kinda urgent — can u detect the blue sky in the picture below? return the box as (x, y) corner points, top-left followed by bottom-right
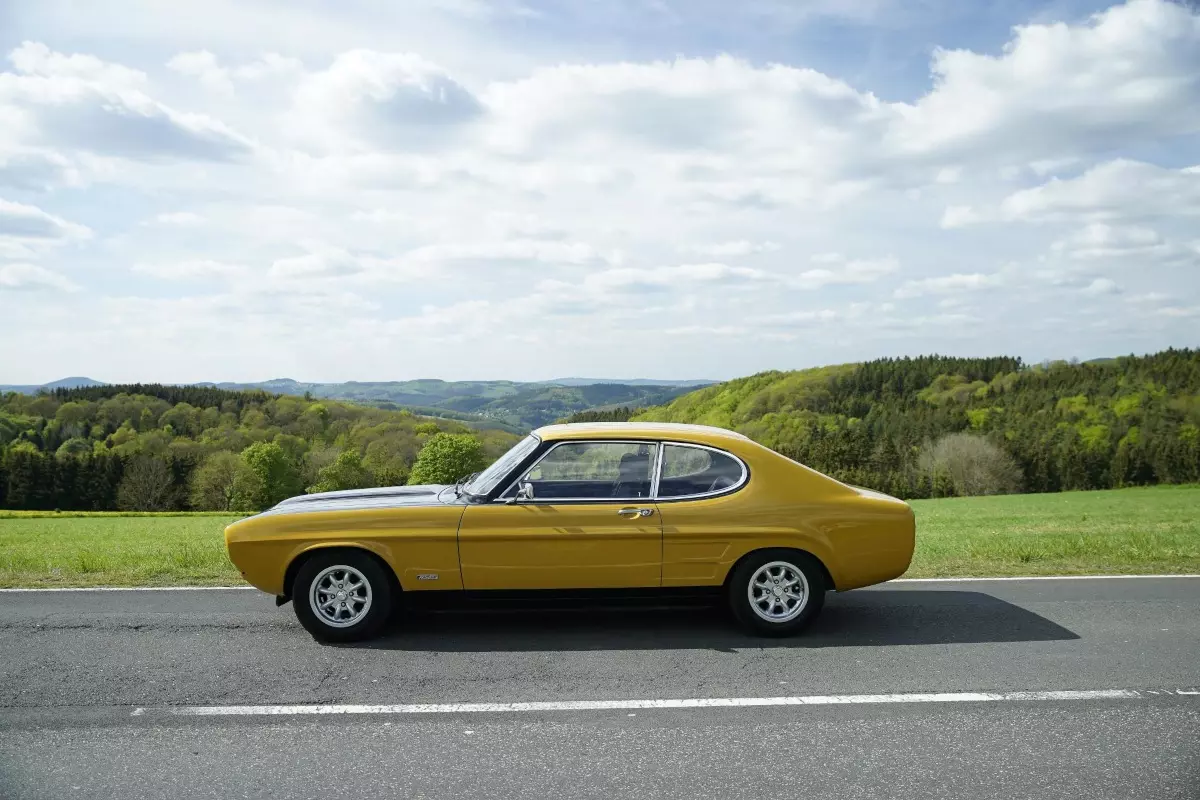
(0, 0), (1197, 382)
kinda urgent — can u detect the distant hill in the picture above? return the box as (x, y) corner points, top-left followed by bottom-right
(3, 376), (710, 430)
(195, 379), (704, 429)
(547, 377), (715, 387)
(635, 349), (1200, 498)
(0, 377), (105, 394)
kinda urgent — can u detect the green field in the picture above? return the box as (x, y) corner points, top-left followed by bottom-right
(905, 484), (1199, 578)
(0, 485), (1197, 588)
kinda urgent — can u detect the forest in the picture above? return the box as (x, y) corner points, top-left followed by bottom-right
(0, 384), (519, 512)
(3, 349), (1198, 510)
(632, 349), (1200, 498)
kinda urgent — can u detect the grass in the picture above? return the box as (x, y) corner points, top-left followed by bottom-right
(0, 514), (244, 587)
(906, 484), (1200, 577)
(0, 485), (1196, 587)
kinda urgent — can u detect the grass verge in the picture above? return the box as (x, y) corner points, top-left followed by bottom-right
(906, 484), (1200, 577)
(0, 485), (1196, 588)
(0, 515), (244, 587)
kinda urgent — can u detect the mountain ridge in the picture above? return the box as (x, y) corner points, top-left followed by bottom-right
(1, 376), (711, 430)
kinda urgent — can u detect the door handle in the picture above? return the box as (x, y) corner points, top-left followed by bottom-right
(617, 508), (654, 518)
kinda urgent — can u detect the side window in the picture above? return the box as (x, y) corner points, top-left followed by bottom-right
(657, 444), (744, 498)
(519, 442), (658, 500)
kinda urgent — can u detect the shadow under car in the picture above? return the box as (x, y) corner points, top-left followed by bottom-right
(338, 588), (1080, 652)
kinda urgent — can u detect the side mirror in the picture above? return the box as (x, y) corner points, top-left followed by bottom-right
(507, 481), (534, 504)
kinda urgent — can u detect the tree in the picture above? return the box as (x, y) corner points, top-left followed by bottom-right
(414, 421), (441, 437)
(239, 441), (302, 509)
(116, 456), (175, 511)
(408, 433), (486, 485)
(54, 402), (91, 438)
(55, 437), (93, 459)
(3, 446), (51, 509)
(190, 451), (252, 511)
(363, 436), (414, 486)
(230, 464), (267, 512)
(918, 433), (1023, 496)
(308, 450), (372, 494)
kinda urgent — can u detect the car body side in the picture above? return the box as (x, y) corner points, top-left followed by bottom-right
(224, 424), (915, 598)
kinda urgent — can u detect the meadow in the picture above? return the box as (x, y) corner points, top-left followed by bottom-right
(0, 484), (1196, 588)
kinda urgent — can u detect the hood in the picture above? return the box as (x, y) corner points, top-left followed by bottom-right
(263, 484), (454, 516)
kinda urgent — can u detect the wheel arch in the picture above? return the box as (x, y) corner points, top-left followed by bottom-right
(282, 543), (401, 601)
(721, 546), (836, 592)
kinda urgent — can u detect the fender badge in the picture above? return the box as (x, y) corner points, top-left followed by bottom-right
(416, 574), (439, 581)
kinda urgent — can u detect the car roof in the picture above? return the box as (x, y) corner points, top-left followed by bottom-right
(533, 422), (750, 444)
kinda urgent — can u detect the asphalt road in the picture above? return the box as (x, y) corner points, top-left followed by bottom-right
(1, 577), (1198, 799)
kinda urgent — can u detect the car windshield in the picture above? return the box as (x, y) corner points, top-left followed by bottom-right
(461, 434), (541, 498)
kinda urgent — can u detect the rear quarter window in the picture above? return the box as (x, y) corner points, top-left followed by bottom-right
(657, 444), (745, 498)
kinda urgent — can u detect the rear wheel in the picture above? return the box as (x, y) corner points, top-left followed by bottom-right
(728, 549), (826, 636)
(292, 550), (393, 642)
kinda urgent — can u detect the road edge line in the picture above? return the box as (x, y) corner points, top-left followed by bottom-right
(130, 688), (1200, 717)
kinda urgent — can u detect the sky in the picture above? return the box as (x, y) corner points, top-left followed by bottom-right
(0, 0), (1197, 384)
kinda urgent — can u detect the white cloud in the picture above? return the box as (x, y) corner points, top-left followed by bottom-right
(147, 211), (204, 226)
(291, 50), (482, 152)
(1082, 277), (1122, 296)
(0, 198), (90, 240)
(0, 262), (79, 291)
(793, 256), (899, 289)
(999, 160), (1200, 224)
(1129, 292), (1171, 304)
(685, 240), (781, 257)
(2, 0), (1198, 381)
(0, 149), (79, 190)
(0, 42), (254, 163)
(403, 239), (612, 267)
(269, 248), (365, 279)
(10, 41), (145, 87)
(167, 50), (302, 94)
(761, 308), (841, 326)
(132, 259), (241, 279)
(940, 205), (985, 229)
(1156, 305), (1199, 318)
(584, 263), (771, 293)
(888, 0), (1200, 163)
(1050, 223), (1170, 260)
(895, 272), (1003, 298)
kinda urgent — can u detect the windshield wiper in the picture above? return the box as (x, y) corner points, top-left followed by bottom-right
(455, 472), (480, 498)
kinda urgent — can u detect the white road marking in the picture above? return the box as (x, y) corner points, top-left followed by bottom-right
(2, 574), (1198, 593)
(131, 688), (1199, 717)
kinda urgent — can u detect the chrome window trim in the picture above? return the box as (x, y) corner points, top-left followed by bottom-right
(494, 439), (660, 504)
(466, 433), (541, 498)
(649, 441), (666, 498)
(492, 438), (749, 504)
(653, 441), (749, 501)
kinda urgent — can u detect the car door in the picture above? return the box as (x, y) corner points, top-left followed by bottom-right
(654, 442), (752, 587)
(458, 440), (662, 590)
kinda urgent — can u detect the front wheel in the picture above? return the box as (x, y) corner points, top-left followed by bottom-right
(727, 549), (826, 637)
(292, 550), (394, 643)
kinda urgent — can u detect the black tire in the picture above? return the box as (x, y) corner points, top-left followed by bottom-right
(727, 549), (826, 637)
(292, 549), (394, 643)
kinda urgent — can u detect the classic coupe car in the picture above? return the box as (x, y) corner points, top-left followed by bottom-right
(225, 422), (915, 641)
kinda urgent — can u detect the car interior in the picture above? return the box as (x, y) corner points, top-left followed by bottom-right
(508, 442), (743, 501)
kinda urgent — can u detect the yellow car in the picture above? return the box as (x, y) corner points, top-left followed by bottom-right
(225, 422), (915, 642)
